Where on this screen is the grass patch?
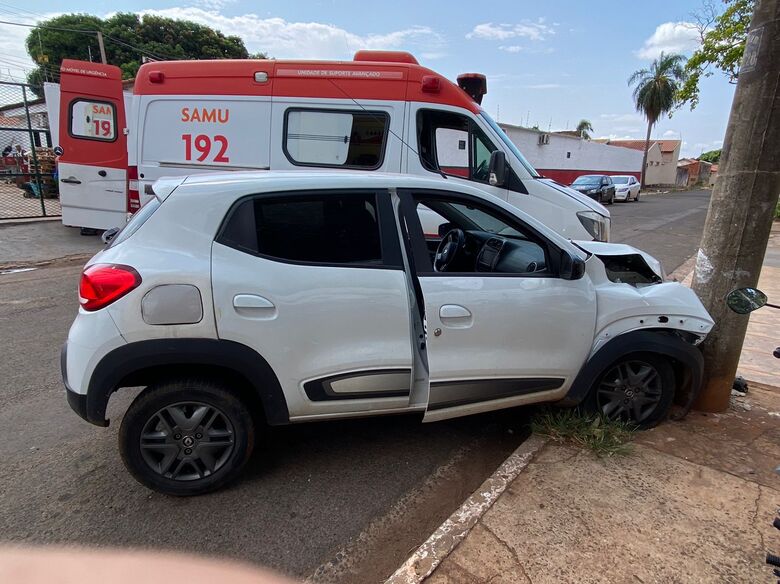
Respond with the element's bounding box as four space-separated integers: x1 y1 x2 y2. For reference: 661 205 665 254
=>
532 408 636 457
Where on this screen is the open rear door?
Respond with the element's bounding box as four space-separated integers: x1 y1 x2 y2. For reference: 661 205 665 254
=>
57 60 127 230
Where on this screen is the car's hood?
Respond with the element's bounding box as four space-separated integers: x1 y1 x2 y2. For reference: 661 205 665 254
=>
536 178 608 215
573 240 664 279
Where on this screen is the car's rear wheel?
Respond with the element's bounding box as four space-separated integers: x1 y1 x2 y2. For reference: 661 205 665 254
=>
119 379 255 496
585 353 675 429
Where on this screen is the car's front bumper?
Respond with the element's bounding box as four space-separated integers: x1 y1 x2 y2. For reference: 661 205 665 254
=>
615 190 630 200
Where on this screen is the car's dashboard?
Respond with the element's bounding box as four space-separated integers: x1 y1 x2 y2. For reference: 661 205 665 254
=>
439 230 548 274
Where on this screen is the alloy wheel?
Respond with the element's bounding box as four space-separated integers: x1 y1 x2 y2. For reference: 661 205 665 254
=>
139 401 235 481
596 360 663 424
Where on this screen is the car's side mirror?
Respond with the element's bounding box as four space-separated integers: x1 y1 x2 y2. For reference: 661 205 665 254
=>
488 150 506 187
560 250 586 280
726 287 767 314
102 226 121 244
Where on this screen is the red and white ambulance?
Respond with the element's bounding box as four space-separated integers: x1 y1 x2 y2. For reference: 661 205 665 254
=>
49 51 610 241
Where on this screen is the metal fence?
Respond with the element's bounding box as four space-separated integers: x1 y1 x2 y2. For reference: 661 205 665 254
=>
0 81 59 220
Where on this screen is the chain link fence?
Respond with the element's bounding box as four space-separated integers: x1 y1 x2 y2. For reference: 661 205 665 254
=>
0 81 59 220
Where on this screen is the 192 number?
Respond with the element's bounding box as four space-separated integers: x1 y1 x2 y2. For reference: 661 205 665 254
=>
92 120 112 137
182 134 230 163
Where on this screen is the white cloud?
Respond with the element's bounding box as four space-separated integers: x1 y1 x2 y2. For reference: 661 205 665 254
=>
636 22 699 60
499 45 524 53
524 83 562 90
193 0 236 10
466 20 554 42
599 113 642 123
139 8 445 60
663 129 678 137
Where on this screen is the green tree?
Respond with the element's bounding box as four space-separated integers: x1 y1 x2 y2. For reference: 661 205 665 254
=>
628 52 687 187
575 119 593 140
677 0 755 109
25 13 252 95
699 148 722 163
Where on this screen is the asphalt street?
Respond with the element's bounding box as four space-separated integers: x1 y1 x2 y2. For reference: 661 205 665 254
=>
0 189 710 583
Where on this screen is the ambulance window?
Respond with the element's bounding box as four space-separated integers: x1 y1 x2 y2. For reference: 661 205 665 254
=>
284 109 388 169
68 99 116 142
418 110 497 184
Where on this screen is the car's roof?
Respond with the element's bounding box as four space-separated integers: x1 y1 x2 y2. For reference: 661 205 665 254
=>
161 170 496 198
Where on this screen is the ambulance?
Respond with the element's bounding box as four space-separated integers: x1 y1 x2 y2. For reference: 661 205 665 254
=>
48 51 611 241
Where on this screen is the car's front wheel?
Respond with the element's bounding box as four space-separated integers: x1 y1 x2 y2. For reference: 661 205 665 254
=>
586 353 675 428
119 379 255 496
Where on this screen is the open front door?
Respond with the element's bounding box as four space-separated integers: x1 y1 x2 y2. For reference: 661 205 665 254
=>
58 60 127 230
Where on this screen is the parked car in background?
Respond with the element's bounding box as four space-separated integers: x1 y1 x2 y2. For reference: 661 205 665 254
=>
570 175 615 205
611 175 641 202
62 171 713 495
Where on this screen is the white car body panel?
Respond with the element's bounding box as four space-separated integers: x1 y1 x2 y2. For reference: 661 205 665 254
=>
64 308 126 395
611 175 641 201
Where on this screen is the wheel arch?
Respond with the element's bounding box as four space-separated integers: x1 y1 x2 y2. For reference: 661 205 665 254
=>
560 329 704 417
82 338 289 427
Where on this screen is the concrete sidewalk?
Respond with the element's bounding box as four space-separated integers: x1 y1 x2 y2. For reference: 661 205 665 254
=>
393 225 780 584
0 220 102 269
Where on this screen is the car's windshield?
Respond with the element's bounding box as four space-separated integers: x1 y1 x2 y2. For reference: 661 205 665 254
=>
479 111 541 178
572 175 601 185
611 176 629 184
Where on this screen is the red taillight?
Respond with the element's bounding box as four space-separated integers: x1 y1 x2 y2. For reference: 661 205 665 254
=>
79 264 141 311
149 71 165 84
127 165 140 213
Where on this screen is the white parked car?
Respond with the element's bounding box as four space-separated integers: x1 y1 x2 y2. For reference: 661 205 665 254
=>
62 172 713 495
611 175 641 202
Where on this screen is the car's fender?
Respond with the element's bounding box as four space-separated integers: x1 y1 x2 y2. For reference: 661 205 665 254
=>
560 329 704 409
76 338 289 427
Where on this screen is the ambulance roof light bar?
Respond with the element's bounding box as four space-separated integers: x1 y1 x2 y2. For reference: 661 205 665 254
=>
353 50 419 64
457 73 487 104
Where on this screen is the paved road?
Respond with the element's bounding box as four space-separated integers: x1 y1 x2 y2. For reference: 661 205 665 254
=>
609 188 711 273
0 190 710 582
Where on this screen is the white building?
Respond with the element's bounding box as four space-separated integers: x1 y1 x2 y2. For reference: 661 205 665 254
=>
499 123 643 184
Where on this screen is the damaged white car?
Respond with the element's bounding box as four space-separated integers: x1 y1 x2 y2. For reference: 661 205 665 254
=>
62 172 714 495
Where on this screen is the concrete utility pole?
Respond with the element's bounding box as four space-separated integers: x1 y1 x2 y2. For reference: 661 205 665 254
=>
96 31 107 65
692 0 780 411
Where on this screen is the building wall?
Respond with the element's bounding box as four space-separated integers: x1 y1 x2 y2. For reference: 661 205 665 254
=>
500 124 642 184
644 143 679 185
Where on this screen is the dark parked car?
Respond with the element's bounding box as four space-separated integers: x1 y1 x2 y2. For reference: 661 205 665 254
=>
570 175 615 205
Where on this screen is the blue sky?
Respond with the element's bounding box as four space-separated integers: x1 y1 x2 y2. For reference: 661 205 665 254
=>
0 0 735 157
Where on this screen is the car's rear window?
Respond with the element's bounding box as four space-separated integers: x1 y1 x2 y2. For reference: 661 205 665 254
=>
106 197 160 248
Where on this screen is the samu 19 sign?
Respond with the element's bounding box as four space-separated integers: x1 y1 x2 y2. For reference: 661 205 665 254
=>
70 100 116 141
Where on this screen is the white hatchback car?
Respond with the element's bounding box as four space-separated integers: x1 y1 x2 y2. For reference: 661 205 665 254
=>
62 171 713 495
611 175 641 202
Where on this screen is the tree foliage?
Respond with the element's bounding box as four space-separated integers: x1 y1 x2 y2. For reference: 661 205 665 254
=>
677 0 755 109
628 52 687 186
25 13 259 94
699 148 721 163
575 119 593 140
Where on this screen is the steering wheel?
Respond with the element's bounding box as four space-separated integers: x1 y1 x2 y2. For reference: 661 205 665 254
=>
474 159 489 181
434 228 466 272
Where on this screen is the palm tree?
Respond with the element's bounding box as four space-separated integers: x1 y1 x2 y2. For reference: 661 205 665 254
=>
576 119 593 140
628 52 686 187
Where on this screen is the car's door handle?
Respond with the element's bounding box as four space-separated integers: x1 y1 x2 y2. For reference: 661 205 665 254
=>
234 294 275 309
439 304 473 328
60 176 81 185
233 294 277 319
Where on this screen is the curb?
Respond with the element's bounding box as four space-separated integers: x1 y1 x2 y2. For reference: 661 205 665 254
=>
0 216 61 227
667 253 697 283
384 433 547 584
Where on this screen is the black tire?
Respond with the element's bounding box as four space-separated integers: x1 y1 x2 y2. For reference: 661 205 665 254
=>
635 190 640 202
584 353 675 429
119 379 255 496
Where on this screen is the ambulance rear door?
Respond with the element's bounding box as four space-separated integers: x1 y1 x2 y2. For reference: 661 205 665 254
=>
57 60 128 230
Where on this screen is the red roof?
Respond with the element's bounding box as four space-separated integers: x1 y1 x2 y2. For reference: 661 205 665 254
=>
605 139 680 153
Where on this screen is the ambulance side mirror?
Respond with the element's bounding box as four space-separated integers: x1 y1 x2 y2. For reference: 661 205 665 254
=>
488 151 506 187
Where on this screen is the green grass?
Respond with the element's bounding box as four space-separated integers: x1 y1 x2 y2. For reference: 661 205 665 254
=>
532 408 636 457
775 199 780 219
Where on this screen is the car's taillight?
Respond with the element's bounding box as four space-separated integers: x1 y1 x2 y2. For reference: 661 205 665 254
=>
79 264 141 311
127 165 140 213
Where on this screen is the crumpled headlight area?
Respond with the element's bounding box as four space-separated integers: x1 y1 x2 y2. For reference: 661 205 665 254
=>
598 253 664 286
577 211 611 242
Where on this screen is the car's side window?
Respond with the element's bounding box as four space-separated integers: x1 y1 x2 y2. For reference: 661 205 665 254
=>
403 191 553 277
218 192 385 265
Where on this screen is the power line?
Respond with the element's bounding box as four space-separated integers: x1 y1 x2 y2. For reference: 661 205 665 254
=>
0 18 178 62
